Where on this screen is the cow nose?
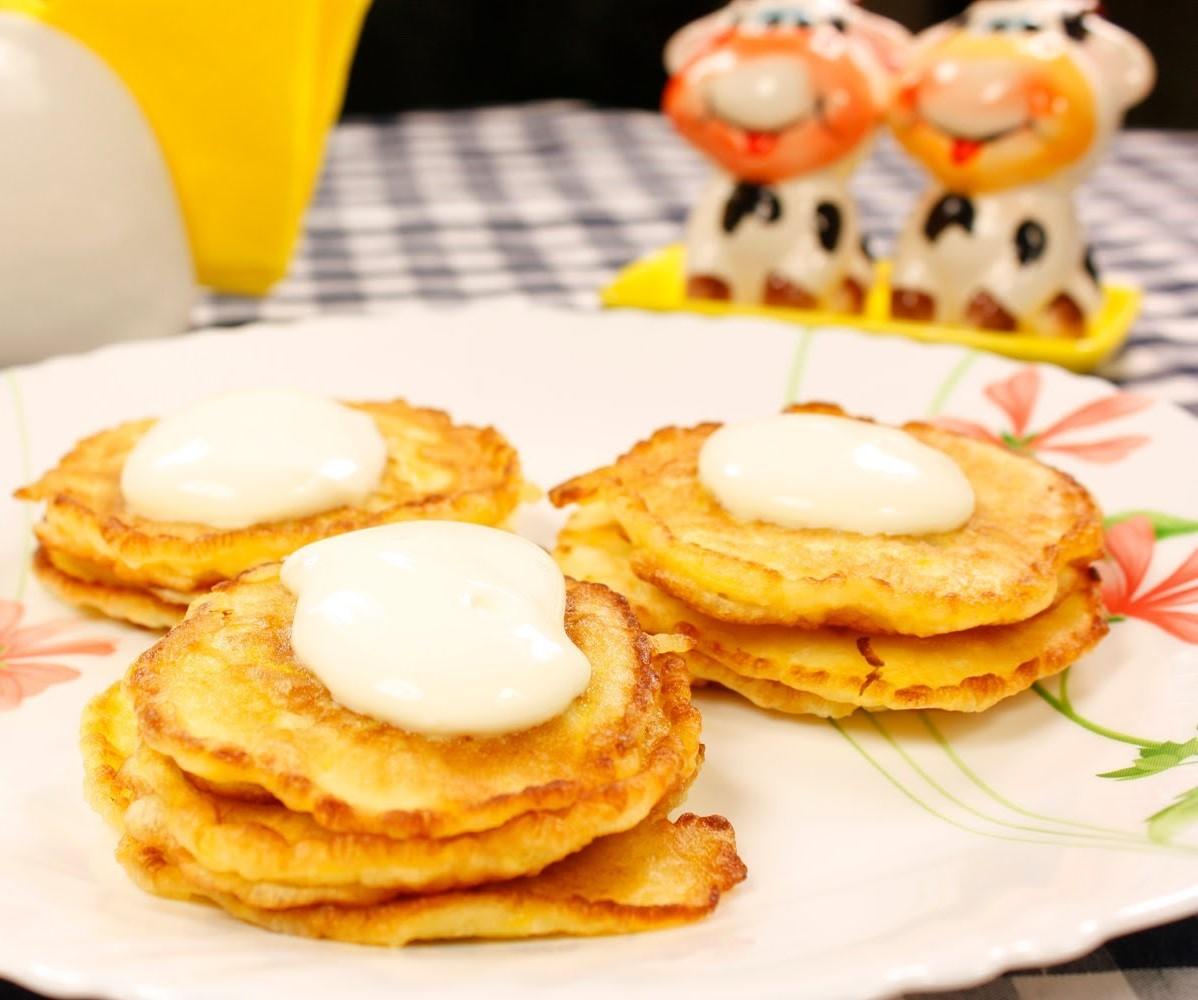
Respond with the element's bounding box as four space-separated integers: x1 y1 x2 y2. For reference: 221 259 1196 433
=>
707 56 814 132
917 58 1033 139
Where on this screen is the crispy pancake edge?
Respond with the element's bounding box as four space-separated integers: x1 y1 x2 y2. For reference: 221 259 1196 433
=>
685 651 857 719
550 404 1105 637
554 504 1109 713
85 680 702 894
128 571 701 839
34 547 185 630
115 812 746 946
17 400 526 596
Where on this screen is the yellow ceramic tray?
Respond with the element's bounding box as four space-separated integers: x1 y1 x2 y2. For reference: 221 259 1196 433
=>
601 244 1140 373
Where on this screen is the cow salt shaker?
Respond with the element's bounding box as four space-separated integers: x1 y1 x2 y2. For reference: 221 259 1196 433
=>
889 0 1154 336
664 0 909 312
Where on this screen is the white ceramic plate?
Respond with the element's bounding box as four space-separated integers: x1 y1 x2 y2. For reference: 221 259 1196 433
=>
2 303 1197 1000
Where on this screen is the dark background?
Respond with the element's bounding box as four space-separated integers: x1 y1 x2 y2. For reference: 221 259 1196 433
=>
343 0 1195 128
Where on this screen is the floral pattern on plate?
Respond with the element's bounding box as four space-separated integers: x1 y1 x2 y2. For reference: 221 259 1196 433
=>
0 599 115 710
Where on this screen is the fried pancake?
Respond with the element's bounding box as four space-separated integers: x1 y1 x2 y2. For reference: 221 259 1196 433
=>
83 682 701 897
81 680 141 829
33 547 187 630
685 651 856 719
17 400 524 602
551 404 1104 637
126 570 700 839
554 504 1108 713
116 812 745 945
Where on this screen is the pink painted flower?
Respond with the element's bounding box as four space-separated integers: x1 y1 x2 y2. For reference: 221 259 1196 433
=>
0 599 116 710
1101 516 1198 643
937 366 1151 463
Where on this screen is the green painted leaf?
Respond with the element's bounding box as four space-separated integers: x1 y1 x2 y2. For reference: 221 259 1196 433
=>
1098 737 1198 781
1000 431 1034 450
1099 766 1152 780
1147 787 1198 845
1104 511 1198 539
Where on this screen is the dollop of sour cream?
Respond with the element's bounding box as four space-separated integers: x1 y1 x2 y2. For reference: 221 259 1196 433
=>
120 389 387 529
281 522 592 736
698 413 975 536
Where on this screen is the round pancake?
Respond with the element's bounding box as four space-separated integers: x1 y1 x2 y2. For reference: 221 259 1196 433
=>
550 404 1104 637
127 569 700 839
685 651 856 719
34 547 186 630
81 681 141 829
83 682 701 896
554 504 1109 713
17 399 525 598
116 812 746 945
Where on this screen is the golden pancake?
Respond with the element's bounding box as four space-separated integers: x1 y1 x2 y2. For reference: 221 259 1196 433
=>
33 547 186 630
116 812 745 945
82 587 741 941
84 682 701 897
685 650 856 719
554 504 1108 713
81 680 141 829
551 404 1103 637
17 400 525 625
126 570 699 839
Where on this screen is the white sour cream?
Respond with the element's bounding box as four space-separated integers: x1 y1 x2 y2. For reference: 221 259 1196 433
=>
698 413 975 535
280 522 592 736
120 389 387 528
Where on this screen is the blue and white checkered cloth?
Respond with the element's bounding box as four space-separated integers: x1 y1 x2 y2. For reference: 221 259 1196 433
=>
196 102 1198 417
186 102 1198 1000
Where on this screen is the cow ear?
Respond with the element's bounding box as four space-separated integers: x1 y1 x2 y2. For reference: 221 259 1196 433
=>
664 4 741 74
850 9 912 77
1083 17 1155 110
845 10 912 108
906 19 958 64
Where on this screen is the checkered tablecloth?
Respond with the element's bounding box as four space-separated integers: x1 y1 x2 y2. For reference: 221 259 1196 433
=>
196 102 1198 418
190 102 1193 999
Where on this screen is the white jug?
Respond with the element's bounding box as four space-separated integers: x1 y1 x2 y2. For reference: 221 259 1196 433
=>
0 12 194 366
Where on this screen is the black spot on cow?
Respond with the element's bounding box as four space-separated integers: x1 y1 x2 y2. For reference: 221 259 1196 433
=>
1015 220 1048 266
722 183 782 234
1084 246 1100 284
816 202 842 253
1063 13 1089 41
924 194 975 242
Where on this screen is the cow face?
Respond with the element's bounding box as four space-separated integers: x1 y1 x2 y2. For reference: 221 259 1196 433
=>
663 0 909 185
890 0 1154 194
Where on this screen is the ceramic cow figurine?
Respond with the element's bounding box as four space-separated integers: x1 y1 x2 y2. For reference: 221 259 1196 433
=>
889 0 1154 336
663 0 908 312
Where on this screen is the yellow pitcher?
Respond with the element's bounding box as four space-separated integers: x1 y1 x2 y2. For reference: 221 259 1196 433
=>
8 0 370 294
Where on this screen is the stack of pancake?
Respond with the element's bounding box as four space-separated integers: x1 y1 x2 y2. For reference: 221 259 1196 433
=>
18 399 526 629
82 565 744 944
552 405 1109 717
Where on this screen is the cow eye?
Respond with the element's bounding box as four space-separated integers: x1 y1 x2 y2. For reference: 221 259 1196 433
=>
983 15 1042 34
762 10 785 28
1062 13 1090 40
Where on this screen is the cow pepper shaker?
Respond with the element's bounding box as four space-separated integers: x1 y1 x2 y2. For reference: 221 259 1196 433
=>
664 0 909 312
889 0 1154 336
